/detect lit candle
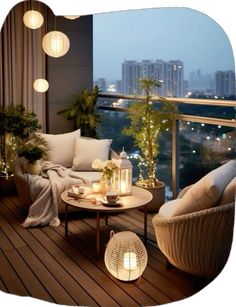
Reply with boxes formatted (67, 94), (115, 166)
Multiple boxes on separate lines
(120, 180), (127, 193)
(92, 183), (100, 193)
(123, 252), (137, 270)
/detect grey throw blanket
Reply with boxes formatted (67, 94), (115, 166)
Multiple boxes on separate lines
(22, 161), (88, 228)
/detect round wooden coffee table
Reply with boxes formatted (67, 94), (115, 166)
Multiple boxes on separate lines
(61, 186), (152, 257)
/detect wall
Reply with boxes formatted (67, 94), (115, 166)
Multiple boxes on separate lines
(46, 13), (93, 133)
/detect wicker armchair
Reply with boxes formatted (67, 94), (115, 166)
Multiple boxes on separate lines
(152, 202), (234, 277)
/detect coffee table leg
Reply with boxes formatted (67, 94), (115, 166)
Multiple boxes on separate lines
(65, 203), (68, 236)
(96, 212), (100, 258)
(144, 204), (147, 245)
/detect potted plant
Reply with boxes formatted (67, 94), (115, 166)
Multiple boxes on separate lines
(57, 86), (100, 137)
(17, 135), (47, 175)
(0, 104), (41, 177)
(123, 79), (177, 211)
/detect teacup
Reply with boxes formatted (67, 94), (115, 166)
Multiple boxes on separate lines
(106, 191), (119, 203)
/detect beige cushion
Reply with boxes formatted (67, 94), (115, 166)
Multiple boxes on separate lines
(37, 129), (80, 167)
(75, 171), (101, 183)
(217, 177), (236, 206)
(173, 160), (236, 216)
(177, 185), (192, 199)
(72, 138), (112, 171)
(158, 199), (182, 218)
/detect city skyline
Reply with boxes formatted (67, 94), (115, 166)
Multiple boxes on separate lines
(95, 59), (235, 97)
(93, 8), (235, 81)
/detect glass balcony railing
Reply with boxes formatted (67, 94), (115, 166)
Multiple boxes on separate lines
(97, 93), (236, 200)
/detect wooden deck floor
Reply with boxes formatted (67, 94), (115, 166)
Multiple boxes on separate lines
(0, 193), (209, 306)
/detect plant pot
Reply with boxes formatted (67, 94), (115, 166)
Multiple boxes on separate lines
(136, 180), (165, 213)
(0, 172), (15, 195)
(24, 160), (42, 175)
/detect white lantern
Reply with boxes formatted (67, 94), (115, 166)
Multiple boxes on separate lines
(33, 79), (49, 93)
(23, 10), (44, 29)
(42, 31), (70, 58)
(112, 148), (132, 196)
(104, 231), (148, 281)
(64, 16), (80, 20)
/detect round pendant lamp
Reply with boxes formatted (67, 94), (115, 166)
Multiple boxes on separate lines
(23, 10), (44, 29)
(33, 79), (49, 93)
(64, 16), (80, 20)
(42, 31), (70, 58)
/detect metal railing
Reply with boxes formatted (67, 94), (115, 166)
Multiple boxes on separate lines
(98, 93), (236, 198)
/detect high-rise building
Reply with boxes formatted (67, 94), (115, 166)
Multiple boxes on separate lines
(122, 61), (140, 94)
(188, 70), (215, 94)
(122, 59), (184, 97)
(215, 70), (236, 97)
(94, 78), (107, 92)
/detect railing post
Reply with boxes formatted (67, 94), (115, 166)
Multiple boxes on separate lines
(172, 119), (179, 199)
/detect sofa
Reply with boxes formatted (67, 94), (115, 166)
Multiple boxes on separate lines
(14, 129), (118, 226)
(152, 160), (236, 277)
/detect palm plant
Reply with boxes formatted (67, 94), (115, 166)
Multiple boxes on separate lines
(58, 86), (100, 137)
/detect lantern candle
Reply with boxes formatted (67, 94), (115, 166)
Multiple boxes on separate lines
(123, 252), (137, 270)
(92, 183), (100, 193)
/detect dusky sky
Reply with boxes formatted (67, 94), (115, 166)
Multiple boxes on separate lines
(93, 7), (235, 81)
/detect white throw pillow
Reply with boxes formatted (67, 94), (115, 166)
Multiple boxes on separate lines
(173, 160), (236, 216)
(37, 129), (80, 167)
(72, 138), (112, 171)
(217, 177), (236, 206)
(158, 199), (183, 218)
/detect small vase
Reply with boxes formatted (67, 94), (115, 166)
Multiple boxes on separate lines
(100, 177), (113, 194)
(24, 160), (42, 175)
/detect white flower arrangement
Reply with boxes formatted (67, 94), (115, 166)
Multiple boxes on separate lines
(92, 159), (118, 180)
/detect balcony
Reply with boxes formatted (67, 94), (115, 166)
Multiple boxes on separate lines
(0, 2), (235, 306)
(96, 93), (236, 198)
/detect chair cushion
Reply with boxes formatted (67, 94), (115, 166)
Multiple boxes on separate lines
(158, 199), (183, 218)
(72, 138), (112, 171)
(37, 129), (80, 168)
(173, 160), (236, 216)
(217, 177), (236, 206)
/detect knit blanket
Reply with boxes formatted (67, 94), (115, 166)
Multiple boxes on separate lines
(22, 161), (88, 228)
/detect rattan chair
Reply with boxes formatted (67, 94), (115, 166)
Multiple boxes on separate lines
(152, 202), (234, 277)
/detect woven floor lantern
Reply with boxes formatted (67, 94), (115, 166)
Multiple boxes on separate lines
(104, 231), (148, 281)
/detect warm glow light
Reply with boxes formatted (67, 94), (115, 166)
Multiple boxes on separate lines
(42, 31), (70, 58)
(33, 79), (49, 93)
(23, 10), (44, 29)
(120, 180), (127, 194)
(64, 15), (80, 20)
(104, 231), (148, 281)
(123, 252), (137, 270)
(92, 183), (100, 193)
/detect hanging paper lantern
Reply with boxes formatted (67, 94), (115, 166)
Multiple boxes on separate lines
(23, 10), (44, 29)
(64, 16), (80, 20)
(42, 31), (70, 58)
(33, 79), (49, 93)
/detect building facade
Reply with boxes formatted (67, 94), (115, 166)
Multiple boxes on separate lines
(122, 59), (184, 97)
(215, 70), (236, 97)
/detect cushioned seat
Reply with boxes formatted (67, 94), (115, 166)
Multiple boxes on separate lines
(14, 130), (118, 214)
(152, 160), (236, 277)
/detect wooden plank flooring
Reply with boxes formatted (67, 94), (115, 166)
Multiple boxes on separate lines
(0, 193), (209, 306)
